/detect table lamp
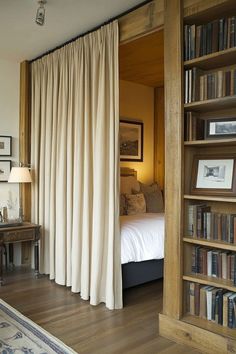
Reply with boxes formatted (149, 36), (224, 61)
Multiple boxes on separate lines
(8, 166), (32, 222)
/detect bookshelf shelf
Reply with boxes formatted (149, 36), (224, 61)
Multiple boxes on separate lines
(184, 47), (236, 70)
(184, 194), (236, 203)
(182, 314), (236, 340)
(183, 237), (236, 252)
(184, 96), (236, 112)
(184, 138), (236, 147)
(183, 274), (236, 292)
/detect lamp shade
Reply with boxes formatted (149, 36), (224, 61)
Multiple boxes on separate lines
(8, 167), (32, 183)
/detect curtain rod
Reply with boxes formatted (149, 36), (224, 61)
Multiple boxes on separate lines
(31, 0), (153, 62)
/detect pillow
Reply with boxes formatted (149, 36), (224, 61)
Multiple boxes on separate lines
(126, 193), (146, 215)
(139, 182), (164, 213)
(120, 194), (127, 216)
(120, 176), (140, 195)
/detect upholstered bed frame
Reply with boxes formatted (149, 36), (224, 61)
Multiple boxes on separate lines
(120, 167), (164, 289)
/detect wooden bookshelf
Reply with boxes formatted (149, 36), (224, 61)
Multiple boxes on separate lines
(159, 1), (236, 353)
(183, 237), (236, 252)
(184, 95), (236, 112)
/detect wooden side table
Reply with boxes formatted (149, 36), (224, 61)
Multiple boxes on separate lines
(0, 223), (41, 285)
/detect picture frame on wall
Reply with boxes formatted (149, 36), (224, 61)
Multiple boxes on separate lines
(0, 160), (11, 182)
(120, 120), (143, 161)
(205, 118), (236, 140)
(0, 136), (12, 156)
(191, 155), (236, 196)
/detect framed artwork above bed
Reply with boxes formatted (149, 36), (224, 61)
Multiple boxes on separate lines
(119, 120), (143, 161)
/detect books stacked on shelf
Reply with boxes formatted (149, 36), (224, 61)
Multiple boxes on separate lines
(191, 246), (236, 285)
(188, 282), (236, 328)
(187, 204), (236, 244)
(184, 16), (236, 61)
(184, 67), (236, 103)
(185, 112), (204, 141)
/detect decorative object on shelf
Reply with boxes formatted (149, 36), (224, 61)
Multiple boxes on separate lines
(0, 136), (12, 156)
(191, 155), (236, 196)
(120, 120), (143, 161)
(8, 166), (32, 222)
(0, 160), (11, 182)
(35, 0), (47, 26)
(205, 117), (236, 139)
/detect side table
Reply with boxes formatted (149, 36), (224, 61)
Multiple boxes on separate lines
(0, 222), (41, 285)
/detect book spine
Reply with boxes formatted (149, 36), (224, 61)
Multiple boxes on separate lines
(219, 19), (224, 51)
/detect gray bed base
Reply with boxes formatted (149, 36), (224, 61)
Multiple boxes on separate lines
(122, 259), (164, 289)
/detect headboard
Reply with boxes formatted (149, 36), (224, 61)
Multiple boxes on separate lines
(120, 167), (137, 179)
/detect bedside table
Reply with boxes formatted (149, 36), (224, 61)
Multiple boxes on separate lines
(0, 223), (41, 285)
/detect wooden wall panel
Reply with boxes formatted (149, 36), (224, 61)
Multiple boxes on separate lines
(19, 61), (31, 264)
(154, 87), (165, 189)
(162, 0), (183, 319)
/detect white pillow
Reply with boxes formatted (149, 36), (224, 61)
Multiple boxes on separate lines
(120, 176), (140, 195)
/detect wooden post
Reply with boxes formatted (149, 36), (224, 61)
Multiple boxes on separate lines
(19, 61), (31, 264)
(161, 0), (183, 320)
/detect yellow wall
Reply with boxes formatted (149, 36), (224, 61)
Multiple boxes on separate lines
(119, 80), (154, 184)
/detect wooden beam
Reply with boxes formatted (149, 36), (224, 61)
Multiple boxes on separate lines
(154, 87), (165, 189)
(19, 61), (31, 264)
(162, 0), (183, 319)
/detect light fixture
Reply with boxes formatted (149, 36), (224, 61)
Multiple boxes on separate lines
(8, 167), (32, 222)
(35, 0), (47, 26)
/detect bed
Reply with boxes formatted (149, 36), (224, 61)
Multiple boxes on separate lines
(120, 168), (164, 289)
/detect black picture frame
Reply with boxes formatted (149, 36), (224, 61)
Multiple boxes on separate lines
(0, 160), (12, 182)
(120, 120), (143, 162)
(205, 117), (236, 140)
(0, 136), (12, 156)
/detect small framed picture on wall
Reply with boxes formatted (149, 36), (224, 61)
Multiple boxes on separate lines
(0, 136), (12, 156)
(120, 120), (143, 161)
(0, 160), (11, 182)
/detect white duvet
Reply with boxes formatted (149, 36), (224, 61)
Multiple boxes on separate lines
(120, 213), (165, 265)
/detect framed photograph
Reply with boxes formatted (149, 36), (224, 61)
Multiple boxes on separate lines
(0, 160), (11, 182)
(0, 136), (12, 156)
(120, 120), (143, 161)
(205, 118), (236, 139)
(191, 155), (236, 196)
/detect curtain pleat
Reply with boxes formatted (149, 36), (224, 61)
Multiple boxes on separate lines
(31, 21), (122, 309)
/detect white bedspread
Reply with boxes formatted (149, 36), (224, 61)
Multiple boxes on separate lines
(120, 213), (165, 264)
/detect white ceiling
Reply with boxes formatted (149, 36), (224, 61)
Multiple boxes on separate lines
(0, 0), (145, 62)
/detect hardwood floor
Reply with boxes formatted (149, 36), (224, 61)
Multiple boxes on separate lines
(0, 267), (201, 354)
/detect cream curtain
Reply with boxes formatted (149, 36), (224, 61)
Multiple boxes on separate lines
(31, 21), (122, 309)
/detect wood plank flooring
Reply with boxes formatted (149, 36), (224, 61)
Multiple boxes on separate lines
(0, 268), (201, 354)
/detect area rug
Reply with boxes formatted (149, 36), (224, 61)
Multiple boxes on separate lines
(0, 299), (77, 353)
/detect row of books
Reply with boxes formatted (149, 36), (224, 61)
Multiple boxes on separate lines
(187, 204), (236, 244)
(189, 282), (236, 328)
(184, 112), (204, 141)
(191, 246), (236, 284)
(184, 68), (236, 103)
(184, 16), (236, 61)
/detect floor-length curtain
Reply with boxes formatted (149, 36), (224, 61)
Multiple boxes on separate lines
(31, 21), (122, 309)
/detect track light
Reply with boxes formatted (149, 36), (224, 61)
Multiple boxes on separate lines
(35, 0), (47, 26)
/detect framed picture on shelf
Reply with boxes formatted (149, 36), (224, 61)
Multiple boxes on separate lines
(119, 120), (143, 161)
(191, 155), (236, 196)
(205, 118), (236, 140)
(0, 136), (12, 156)
(0, 160), (11, 182)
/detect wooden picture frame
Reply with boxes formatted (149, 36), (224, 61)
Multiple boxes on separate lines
(120, 120), (143, 161)
(205, 118), (236, 140)
(0, 160), (11, 182)
(191, 155), (236, 196)
(0, 136), (12, 156)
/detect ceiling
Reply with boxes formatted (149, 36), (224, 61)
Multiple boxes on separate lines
(0, 0), (145, 62)
(119, 30), (164, 87)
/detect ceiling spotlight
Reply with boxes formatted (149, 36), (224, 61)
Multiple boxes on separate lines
(35, 0), (47, 26)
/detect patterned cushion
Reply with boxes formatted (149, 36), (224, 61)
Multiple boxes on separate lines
(126, 193), (146, 215)
(139, 182), (164, 213)
(120, 194), (127, 215)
